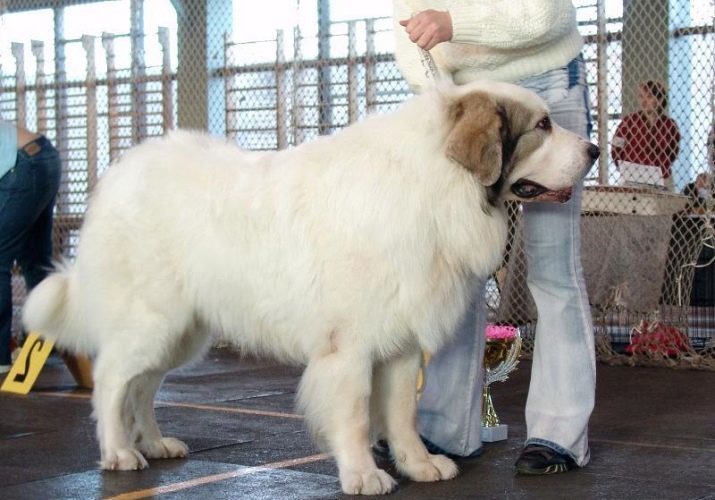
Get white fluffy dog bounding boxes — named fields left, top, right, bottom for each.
left=23, top=80, right=598, bottom=495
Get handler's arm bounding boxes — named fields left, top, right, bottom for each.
left=397, top=0, right=577, bottom=51
left=392, top=1, right=445, bottom=92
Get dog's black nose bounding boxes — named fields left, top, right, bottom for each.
left=587, top=143, right=600, bottom=160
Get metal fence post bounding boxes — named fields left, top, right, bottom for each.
left=31, top=40, right=48, bottom=137
left=11, top=42, right=26, bottom=127
left=102, top=33, right=119, bottom=163
left=292, top=25, right=305, bottom=145
left=158, top=27, right=174, bottom=132
left=276, top=29, right=287, bottom=149
left=130, top=0, right=146, bottom=144
left=81, top=35, right=98, bottom=191
left=596, top=0, right=609, bottom=185
left=365, top=19, right=376, bottom=114
left=347, top=21, right=358, bottom=125
left=223, top=32, right=235, bottom=141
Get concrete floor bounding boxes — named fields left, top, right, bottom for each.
left=1, top=348, right=713, bottom=499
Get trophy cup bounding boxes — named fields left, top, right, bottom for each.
left=481, top=324, right=521, bottom=442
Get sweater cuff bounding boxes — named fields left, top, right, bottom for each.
left=448, top=5, right=491, bottom=43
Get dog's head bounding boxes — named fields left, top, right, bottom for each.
left=443, top=81, right=599, bottom=205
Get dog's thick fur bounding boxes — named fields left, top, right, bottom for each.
left=23, top=80, right=596, bottom=495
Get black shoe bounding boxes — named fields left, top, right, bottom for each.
left=421, top=436, right=483, bottom=459
left=514, top=444, right=576, bottom=475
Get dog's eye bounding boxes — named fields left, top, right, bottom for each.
left=536, top=117, right=551, bottom=131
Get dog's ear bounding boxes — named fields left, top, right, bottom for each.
left=446, top=92, right=503, bottom=186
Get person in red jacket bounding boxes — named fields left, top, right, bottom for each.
left=611, top=80, right=681, bottom=190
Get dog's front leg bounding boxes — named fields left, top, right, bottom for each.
left=299, top=348, right=397, bottom=495
left=373, top=344, right=459, bottom=482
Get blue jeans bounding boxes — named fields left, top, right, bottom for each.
left=0, top=136, right=61, bottom=364
left=417, top=56, right=596, bottom=466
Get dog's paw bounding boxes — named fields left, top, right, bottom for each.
left=101, top=448, right=149, bottom=471
left=398, top=453, right=459, bottom=482
left=138, top=437, right=189, bottom=459
left=340, top=468, right=397, bottom=495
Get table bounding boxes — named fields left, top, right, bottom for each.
left=495, top=207, right=705, bottom=324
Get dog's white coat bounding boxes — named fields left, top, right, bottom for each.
left=23, top=80, right=593, bottom=495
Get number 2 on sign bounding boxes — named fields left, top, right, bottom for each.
left=1, top=333, right=55, bottom=395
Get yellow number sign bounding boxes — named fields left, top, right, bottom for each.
left=1, top=333, right=55, bottom=395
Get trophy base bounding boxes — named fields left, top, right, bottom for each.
left=481, top=424, right=508, bottom=442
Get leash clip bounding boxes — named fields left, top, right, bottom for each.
left=418, top=48, right=439, bottom=82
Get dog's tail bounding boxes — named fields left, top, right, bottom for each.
left=22, top=262, right=94, bottom=355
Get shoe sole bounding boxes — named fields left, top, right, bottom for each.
left=515, top=463, right=573, bottom=475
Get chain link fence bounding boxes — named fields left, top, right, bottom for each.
left=1, top=0, right=713, bottom=368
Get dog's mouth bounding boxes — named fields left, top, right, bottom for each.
left=510, top=179, right=572, bottom=203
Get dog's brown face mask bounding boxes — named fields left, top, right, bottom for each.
left=444, top=86, right=599, bottom=205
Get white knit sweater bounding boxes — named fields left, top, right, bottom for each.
left=392, top=0, right=584, bottom=91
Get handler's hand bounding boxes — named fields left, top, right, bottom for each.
left=399, top=10, right=453, bottom=51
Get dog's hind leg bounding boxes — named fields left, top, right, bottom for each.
left=299, top=347, right=397, bottom=495
left=91, top=304, right=203, bottom=470
left=128, top=371, right=188, bottom=460
left=372, top=344, right=459, bottom=482
left=92, top=348, right=150, bottom=471
left=126, top=326, right=210, bottom=461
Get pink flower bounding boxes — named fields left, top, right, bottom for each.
left=485, top=324, right=518, bottom=340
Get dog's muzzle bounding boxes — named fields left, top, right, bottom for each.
left=511, top=179, right=573, bottom=203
